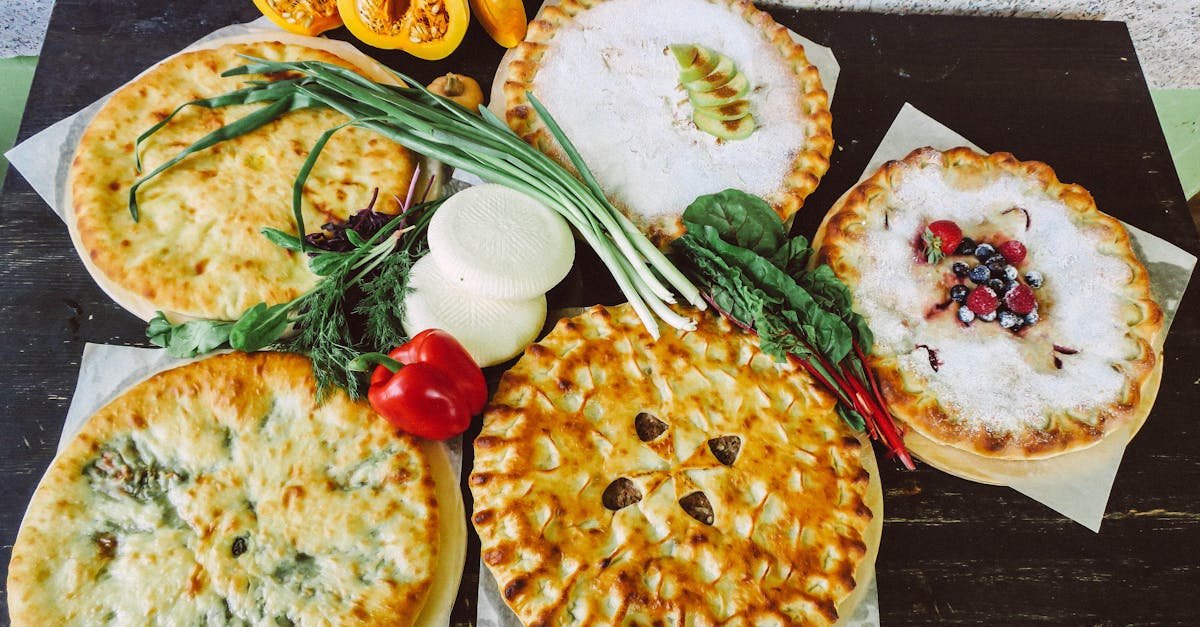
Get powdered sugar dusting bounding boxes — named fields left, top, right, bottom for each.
left=532, top=0, right=808, bottom=219
left=854, top=162, right=1134, bottom=434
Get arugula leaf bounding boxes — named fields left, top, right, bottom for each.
left=146, top=312, right=235, bottom=358
left=682, top=189, right=784, bottom=257
left=229, top=302, right=293, bottom=352
left=309, top=251, right=354, bottom=277
left=260, top=227, right=305, bottom=252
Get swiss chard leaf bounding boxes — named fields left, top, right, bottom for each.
left=770, top=234, right=812, bottom=276
left=797, top=264, right=874, bottom=351
left=689, top=224, right=854, bottom=363
left=673, top=236, right=758, bottom=326
left=229, top=302, right=294, bottom=352
left=836, top=405, right=867, bottom=431
left=681, top=189, right=784, bottom=257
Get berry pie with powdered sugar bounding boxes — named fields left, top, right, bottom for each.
left=813, top=147, right=1163, bottom=459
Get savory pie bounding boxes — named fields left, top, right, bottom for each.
left=69, top=41, right=416, bottom=321
left=7, top=352, right=465, bottom=626
left=813, top=147, right=1163, bottom=460
left=471, top=304, right=881, bottom=625
left=496, top=0, right=833, bottom=246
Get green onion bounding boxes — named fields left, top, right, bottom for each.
left=130, top=57, right=703, bottom=338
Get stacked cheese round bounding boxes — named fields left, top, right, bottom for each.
left=404, top=184, right=575, bottom=367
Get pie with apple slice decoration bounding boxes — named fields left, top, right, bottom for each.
left=495, top=0, right=833, bottom=247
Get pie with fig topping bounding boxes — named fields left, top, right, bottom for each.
left=813, top=147, right=1163, bottom=460
left=471, top=304, right=881, bottom=625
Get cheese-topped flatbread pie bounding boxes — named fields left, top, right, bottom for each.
left=471, top=304, right=881, bottom=625
left=814, top=148, right=1163, bottom=460
left=497, top=0, right=833, bottom=246
left=8, top=352, right=465, bottom=626
left=70, top=41, right=416, bottom=321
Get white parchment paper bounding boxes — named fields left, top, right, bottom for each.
left=862, top=103, right=1196, bottom=531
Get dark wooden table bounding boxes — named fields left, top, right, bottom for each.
left=2, top=2, right=1198, bottom=625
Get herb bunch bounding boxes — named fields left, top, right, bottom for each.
left=148, top=184, right=441, bottom=399
left=674, top=189, right=915, bottom=469
left=130, top=56, right=703, bottom=339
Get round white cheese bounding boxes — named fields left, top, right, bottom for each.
left=427, top=184, right=574, bottom=301
left=403, top=255, right=547, bottom=367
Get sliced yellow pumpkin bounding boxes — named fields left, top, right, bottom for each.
left=338, top=0, right=470, bottom=60
left=469, top=0, right=527, bottom=48
left=253, top=0, right=343, bottom=36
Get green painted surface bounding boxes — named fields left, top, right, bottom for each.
left=1152, top=89, right=1200, bottom=200
left=0, top=55, right=37, bottom=185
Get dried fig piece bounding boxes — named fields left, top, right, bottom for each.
left=707, top=435, right=741, bottom=466
left=634, top=412, right=668, bottom=442
left=602, top=478, right=642, bottom=511
left=679, top=491, right=714, bottom=525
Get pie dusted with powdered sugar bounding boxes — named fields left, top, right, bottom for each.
left=813, top=147, right=1163, bottom=460
left=496, top=0, right=833, bottom=246
left=470, top=304, right=881, bottom=625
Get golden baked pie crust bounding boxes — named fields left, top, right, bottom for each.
left=500, top=0, right=834, bottom=246
left=8, top=352, right=440, bottom=626
left=69, top=42, right=416, bottom=321
left=812, top=147, right=1164, bottom=460
left=471, top=304, right=880, bottom=625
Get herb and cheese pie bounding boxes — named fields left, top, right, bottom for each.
left=813, top=148, right=1163, bottom=460
left=495, top=0, right=833, bottom=246
left=8, top=352, right=465, bottom=626
left=69, top=41, right=416, bottom=321
left=471, top=304, right=881, bottom=625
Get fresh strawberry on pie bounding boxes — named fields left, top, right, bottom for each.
left=922, top=220, right=963, bottom=263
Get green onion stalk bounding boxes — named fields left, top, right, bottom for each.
left=129, top=58, right=704, bottom=339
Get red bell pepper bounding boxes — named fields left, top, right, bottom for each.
left=350, top=329, right=487, bottom=440
left=388, top=329, right=487, bottom=414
